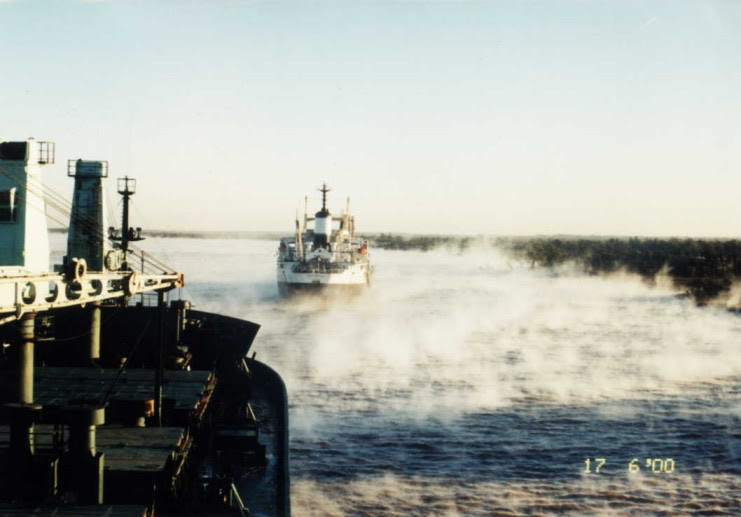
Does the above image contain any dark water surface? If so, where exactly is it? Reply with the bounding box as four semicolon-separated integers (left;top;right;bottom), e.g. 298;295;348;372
136;237;740;515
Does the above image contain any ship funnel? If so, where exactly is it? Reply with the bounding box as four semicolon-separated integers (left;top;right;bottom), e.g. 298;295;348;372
0;139;53;272
65;160;112;272
313;183;332;249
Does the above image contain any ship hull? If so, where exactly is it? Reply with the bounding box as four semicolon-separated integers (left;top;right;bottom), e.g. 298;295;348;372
2;306;290;517
277;260;371;298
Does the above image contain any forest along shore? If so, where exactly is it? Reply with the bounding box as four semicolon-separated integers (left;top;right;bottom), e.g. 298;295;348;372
366;234;741;308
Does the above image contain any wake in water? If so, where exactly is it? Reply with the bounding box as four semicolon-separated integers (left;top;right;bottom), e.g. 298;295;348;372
136;237;740;515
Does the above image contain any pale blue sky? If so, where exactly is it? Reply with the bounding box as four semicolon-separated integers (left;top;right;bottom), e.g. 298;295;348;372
1;0;739;236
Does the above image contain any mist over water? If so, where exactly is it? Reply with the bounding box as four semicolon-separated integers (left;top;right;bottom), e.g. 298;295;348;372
136;237;740;515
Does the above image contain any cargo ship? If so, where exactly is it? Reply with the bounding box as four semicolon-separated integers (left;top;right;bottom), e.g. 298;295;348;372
0;138;289;516
277;184;372;296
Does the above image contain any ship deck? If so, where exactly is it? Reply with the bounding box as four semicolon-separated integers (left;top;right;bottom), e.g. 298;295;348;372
18;367;210;410
0;367;213;420
0;424;186;472
0;367;215;508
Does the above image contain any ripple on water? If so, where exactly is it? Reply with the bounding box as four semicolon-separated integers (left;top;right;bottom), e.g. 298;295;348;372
291;474;741;516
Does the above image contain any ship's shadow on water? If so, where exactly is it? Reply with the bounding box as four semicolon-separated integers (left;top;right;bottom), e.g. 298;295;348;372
290;393;740;484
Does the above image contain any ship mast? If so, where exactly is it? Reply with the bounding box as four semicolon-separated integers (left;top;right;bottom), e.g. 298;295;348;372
319;183;330;215
114;176;144;271
303;195;308;231
312;183;332;250
295;212;304;261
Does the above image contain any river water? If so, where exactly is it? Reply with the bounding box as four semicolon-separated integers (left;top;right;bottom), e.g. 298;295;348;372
135;237;739;515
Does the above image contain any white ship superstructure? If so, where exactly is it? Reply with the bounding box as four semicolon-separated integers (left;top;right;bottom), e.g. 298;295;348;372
277;184;372;296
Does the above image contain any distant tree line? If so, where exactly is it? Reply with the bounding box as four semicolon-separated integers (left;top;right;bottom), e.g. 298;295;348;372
503;237;741;304
367;233;741;304
367;233;476;253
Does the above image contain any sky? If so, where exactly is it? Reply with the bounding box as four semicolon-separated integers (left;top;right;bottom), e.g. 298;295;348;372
0;0;739;237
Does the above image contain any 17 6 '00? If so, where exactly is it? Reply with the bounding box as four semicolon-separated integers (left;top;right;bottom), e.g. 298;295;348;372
583;458;676;474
